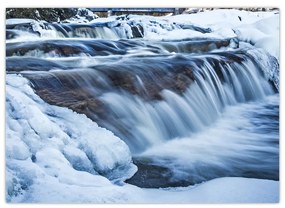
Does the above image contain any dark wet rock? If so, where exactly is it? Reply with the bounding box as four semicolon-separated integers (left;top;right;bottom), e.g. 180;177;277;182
130;24;144;38
179;24;212;33
126;157;192;188
23;71;106;119
92;57;195;100
7;41;81;57
6;30;20;40
126;152;279;188
160;38;239;54
31;154;37;163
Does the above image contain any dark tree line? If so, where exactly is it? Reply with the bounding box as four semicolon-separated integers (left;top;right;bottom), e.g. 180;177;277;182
6;8;77;22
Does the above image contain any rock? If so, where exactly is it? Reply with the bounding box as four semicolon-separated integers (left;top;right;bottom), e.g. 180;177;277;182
126;157;193;188
31;154;37;163
130;24;144;38
160;38;239;54
179;24;212;33
6;30;20;40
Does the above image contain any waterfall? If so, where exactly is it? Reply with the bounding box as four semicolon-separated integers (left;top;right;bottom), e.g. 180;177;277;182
97;53;276;153
16;49;277;154
6;16;279;188
50;23;120;39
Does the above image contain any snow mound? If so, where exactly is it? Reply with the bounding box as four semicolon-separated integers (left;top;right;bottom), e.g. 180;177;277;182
162;9;279;59
139;177;279;203
234;15;279;59
6;74;137;202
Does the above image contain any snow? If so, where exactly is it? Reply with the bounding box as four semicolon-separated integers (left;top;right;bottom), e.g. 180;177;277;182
6;74;137;202
139;177;279;203
160;10;279;58
6;18;36;25
234;15;279;59
164;9;275;27
62;146;97;174
7;173;279;203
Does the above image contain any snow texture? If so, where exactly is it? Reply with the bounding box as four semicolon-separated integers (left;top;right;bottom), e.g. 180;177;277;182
6;74;137;202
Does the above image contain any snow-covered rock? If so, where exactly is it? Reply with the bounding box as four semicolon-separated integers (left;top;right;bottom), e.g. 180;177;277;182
62;8;98;23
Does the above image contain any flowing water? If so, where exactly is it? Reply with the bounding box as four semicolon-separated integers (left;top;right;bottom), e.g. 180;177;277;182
6;18;279;188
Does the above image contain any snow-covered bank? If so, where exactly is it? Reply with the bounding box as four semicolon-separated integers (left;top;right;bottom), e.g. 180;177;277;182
157;10;279;59
6;74;137;202
9;174;279;203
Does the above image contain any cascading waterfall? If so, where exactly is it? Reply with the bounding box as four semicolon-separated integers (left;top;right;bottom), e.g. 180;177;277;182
6;16;279;188
97;53;276;153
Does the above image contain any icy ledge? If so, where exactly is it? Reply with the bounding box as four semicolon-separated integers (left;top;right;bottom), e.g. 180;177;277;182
6;74;137;202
